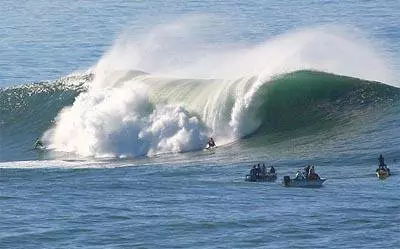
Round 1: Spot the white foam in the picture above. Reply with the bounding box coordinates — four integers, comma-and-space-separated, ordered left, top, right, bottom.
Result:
44, 79, 208, 158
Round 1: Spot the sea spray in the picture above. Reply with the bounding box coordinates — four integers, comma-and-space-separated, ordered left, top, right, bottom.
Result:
44, 80, 208, 158
228, 26, 393, 137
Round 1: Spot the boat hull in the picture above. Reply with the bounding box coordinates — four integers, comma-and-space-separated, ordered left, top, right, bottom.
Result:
376, 169, 390, 179
282, 176, 326, 188
245, 174, 277, 182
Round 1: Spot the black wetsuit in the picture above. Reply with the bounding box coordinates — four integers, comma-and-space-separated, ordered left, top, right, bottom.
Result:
208, 139, 215, 148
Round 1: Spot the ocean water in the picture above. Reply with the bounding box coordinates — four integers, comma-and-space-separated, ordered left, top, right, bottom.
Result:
1, 1, 400, 248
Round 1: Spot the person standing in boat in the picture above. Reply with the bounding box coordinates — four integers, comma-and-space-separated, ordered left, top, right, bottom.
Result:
377, 154, 390, 174
256, 164, 261, 177
378, 154, 388, 170
378, 154, 386, 167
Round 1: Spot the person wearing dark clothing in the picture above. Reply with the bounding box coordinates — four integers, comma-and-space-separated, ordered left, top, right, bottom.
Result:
256, 164, 261, 177
33, 138, 43, 149
303, 165, 311, 178
310, 166, 315, 175
207, 137, 216, 148
377, 154, 391, 174
269, 166, 276, 174
378, 154, 386, 168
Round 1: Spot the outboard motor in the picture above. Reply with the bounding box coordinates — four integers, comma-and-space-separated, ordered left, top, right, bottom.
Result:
283, 176, 291, 186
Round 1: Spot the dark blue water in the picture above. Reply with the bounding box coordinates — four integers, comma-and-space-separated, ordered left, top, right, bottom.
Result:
1, 153, 399, 248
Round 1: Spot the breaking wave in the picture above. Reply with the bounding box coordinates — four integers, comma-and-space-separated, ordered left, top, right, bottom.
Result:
1, 25, 398, 161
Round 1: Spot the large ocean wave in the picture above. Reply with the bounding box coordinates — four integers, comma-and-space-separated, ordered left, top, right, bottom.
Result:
1, 70, 398, 161
1, 26, 398, 161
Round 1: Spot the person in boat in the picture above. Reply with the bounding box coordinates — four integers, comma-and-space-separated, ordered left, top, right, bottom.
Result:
250, 165, 257, 177
308, 166, 320, 180
262, 164, 266, 175
256, 164, 261, 176
295, 170, 305, 180
207, 137, 216, 149
377, 154, 389, 171
377, 154, 390, 174
303, 165, 311, 178
269, 165, 276, 174
307, 166, 320, 180
33, 138, 44, 149
378, 154, 386, 168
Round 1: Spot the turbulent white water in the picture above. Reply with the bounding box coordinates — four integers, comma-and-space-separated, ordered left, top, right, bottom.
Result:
43, 80, 209, 157
44, 22, 393, 158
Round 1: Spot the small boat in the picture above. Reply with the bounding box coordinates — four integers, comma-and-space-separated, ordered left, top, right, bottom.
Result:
376, 168, 390, 179
282, 176, 326, 188
245, 173, 277, 182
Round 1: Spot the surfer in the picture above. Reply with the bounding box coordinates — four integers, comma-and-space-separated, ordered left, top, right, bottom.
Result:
33, 138, 44, 150
207, 137, 216, 149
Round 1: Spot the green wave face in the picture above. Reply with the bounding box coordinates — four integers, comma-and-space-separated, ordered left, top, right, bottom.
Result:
0, 78, 86, 161
252, 70, 399, 136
